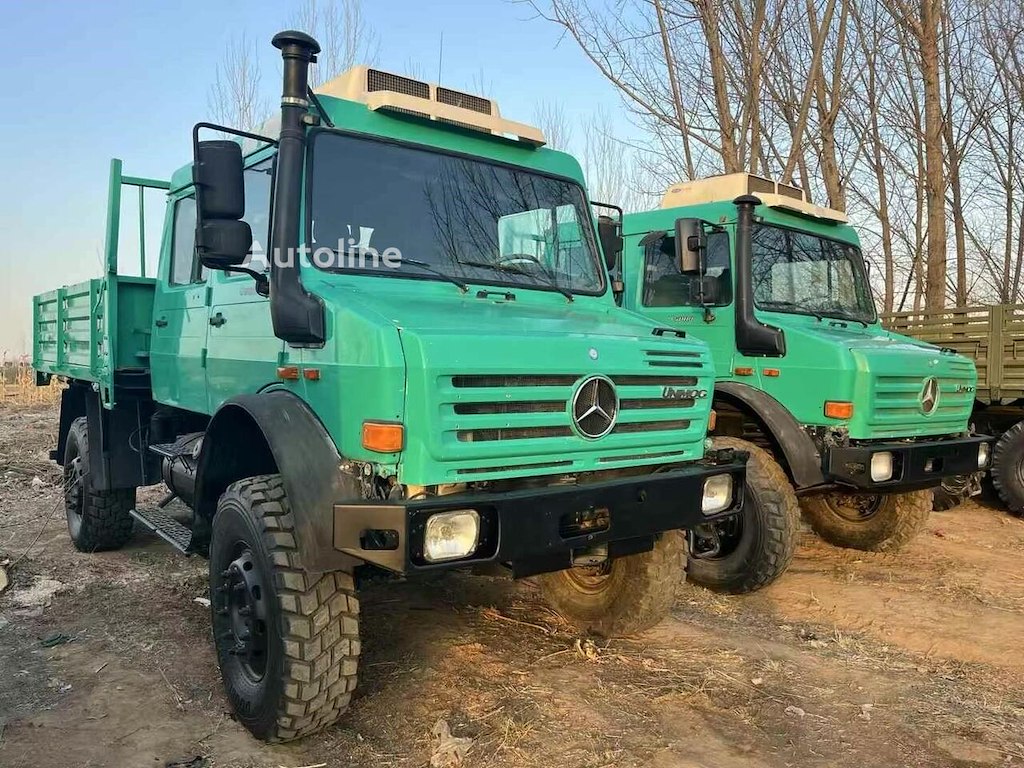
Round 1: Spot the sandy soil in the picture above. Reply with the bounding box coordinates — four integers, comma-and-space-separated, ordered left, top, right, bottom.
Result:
1, 403, 1022, 768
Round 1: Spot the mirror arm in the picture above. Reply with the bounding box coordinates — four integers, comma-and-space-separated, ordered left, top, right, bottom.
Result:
224, 266, 270, 296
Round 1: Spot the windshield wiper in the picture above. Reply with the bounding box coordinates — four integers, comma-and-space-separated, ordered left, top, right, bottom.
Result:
759, 300, 822, 321
459, 259, 574, 302
399, 258, 470, 292
820, 311, 870, 328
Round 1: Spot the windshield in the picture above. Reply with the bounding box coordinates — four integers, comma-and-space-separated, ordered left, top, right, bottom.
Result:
307, 131, 605, 295
752, 224, 876, 322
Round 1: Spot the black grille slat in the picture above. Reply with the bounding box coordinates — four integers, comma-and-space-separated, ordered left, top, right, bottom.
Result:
453, 374, 578, 388
612, 375, 698, 387
613, 420, 691, 434
646, 360, 703, 368
621, 397, 694, 409
458, 426, 572, 442
454, 401, 564, 415
437, 86, 492, 115
367, 69, 429, 98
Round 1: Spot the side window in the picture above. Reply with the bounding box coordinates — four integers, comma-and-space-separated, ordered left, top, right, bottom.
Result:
642, 231, 732, 307
241, 159, 274, 273
169, 196, 198, 285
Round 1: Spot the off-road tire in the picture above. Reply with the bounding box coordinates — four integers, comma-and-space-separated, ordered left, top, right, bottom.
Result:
932, 474, 976, 511
687, 437, 800, 593
800, 489, 931, 552
991, 421, 1024, 514
63, 417, 135, 552
537, 530, 686, 637
210, 474, 359, 742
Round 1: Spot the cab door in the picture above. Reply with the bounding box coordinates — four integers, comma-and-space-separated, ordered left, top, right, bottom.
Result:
205, 158, 282, 410
150, 195, 212, 413
635, 228, 736, 376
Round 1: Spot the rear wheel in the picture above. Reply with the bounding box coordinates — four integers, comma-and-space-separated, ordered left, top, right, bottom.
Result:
991, 421, 1024, 514
63, 417, 135, 552
210, 474, 359, 742
687, 438, 800, 593
538, 530, 686, 637
800, 489, 931, 552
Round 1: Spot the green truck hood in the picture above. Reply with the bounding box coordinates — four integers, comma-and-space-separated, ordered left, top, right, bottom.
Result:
780, 320, 976, 439
323, 280, 714, 484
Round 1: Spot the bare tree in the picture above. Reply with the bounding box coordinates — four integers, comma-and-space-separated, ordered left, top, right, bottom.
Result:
293, 0, 380, 86
208, 33, 268, 133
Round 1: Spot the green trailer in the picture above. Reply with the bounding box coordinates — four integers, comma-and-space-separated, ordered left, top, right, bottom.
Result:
30, 31, 766, 743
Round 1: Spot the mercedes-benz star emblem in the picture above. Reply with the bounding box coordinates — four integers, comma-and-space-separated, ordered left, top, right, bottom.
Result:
919, 376, 940, 415
571, 376, 619, 439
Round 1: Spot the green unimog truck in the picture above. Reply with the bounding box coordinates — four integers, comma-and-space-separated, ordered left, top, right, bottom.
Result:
885, 304, 1024, 514
31, 32, 758, 742
613, 174, 990, 593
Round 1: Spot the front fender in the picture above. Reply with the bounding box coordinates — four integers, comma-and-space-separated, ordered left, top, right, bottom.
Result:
715, 381, 825, 489
194, 390, 362, 573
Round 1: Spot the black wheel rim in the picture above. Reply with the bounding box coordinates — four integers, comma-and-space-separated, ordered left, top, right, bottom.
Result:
823, 492, 884, 523
64, 454, 83, 538
214, 544, 269, 681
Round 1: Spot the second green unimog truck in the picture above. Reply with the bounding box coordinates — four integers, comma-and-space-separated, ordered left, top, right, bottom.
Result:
613, 174, 990, 593
30, 32, 768, 742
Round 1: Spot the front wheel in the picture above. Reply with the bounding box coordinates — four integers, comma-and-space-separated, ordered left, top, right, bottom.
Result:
687, 438, 800, 593
800, 489, 931, 552
537, 530, 686, 637
210, 474, 360, 742
991, 421, 1024, 514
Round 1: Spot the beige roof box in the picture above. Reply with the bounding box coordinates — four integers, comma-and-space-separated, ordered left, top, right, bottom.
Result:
661, 173, 848, 223
315, 66, 546, 147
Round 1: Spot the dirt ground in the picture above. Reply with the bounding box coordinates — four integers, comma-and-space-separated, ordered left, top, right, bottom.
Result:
1, 403, 1022, 768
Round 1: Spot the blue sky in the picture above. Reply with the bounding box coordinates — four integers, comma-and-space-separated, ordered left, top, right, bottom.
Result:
0, 0, 627, 355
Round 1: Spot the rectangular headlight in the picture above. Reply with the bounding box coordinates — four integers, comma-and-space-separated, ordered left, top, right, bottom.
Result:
702, 474, 734, 515
423, 509, 480, 563
978, 442, 990, 469
870, 451, 894, 482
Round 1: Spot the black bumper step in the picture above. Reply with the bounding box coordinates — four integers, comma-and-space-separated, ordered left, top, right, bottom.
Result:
130, 507, 192, 554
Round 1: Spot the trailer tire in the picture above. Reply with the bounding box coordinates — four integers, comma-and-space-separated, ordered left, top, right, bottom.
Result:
991, 421, 1024, 514
537, 530, 686, 637
800, 489, 931, 552
63, 417, 135, 552
686, 438, 800, 593
210, 474, 359, 742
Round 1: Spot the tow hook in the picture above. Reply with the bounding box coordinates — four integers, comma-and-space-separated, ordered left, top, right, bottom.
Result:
571, 542, 609, 567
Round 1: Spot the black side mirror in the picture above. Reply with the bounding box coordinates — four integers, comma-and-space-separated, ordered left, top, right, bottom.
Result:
194, 140, 252, 269
597, 215, 623, 271
674, 218, 706, 274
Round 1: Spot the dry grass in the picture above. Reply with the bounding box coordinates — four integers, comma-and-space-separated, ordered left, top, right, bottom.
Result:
1, 363, 63, 406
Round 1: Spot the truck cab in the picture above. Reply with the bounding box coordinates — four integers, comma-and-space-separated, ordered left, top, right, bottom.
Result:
32, 32, 753, 743
619, 173, 990, 559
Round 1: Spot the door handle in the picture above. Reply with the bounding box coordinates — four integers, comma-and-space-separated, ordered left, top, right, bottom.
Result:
154, 318, 168, 328
209, 313, 227, 328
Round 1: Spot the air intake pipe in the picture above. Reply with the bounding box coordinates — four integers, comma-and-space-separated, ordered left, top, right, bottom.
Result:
733, 194, 785, 357
269, 31, 325, 345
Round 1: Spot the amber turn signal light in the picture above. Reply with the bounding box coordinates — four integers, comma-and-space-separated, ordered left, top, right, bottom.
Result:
708, 409, 717, 431
362, 421, 404, 453
824, 401, 854, 419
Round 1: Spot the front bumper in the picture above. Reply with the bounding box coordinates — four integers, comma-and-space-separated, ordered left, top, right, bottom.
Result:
825, 434, 992, 491
333, 455, 746, 577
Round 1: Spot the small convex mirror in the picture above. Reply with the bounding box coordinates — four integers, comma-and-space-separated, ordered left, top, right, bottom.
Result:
193, 140, 252, 268
674, 218, 706, 274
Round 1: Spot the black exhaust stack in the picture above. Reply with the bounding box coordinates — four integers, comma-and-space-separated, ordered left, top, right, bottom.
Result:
733, 195, 785, 357
269, 30, 325, 345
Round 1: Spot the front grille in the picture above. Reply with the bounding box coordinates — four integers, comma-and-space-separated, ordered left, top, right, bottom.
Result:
644, 349, 703, 369
869, 374, 973, 434
437, 87, 492, 115
445, 370, 706, 445
367, 69, 429, 98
